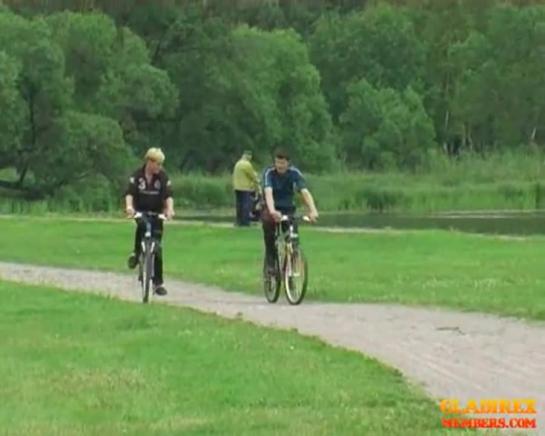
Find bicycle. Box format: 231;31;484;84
263;214;310;305
133;211;166;303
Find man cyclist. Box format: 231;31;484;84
125;147;175;296
261;148;319;274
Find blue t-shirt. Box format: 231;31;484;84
262;166;306;211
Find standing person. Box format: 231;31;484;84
125;147;175;296
232;150;259;226
261;148;319;273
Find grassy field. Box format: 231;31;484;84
160;150;545;213
2;151;545;215
0;280;466;435
0;216;544;320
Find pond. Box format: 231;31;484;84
176;210;545;236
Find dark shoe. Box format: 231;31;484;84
154;284;167;296
127;252;138;269
265;259;277;276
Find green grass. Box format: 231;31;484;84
0;216;544;320
165;150;545;212
2;151;545;214
0;280;462;435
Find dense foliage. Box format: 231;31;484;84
1;0;544;198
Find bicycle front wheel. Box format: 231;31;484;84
283;246;308;305
141;250;153;303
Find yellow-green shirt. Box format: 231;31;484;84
233;158;258;191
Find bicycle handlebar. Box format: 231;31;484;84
133;211;167;221
279;214;311;223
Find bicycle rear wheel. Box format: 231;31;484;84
263;256;281;303
283;246;308;305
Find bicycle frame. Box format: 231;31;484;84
134;211;165;250
275;214;309;253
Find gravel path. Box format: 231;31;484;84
1;261;543;434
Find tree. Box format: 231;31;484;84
0;10;73;192
31;111;130;191
0;10;147;197
225;26;336;171
0;51;26;173
404;0;497;154
450;5;545;151
309;4;425;121
340;79;435;170
46;11;178;155
156;11;336;173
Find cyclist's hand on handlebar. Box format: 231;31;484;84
164;208;175;220
307;209;319;223
270;210;282;223
125;206;135;218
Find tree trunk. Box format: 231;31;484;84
0;180;43;199
530;126;537;143
17;165;28;187
179;150;194;171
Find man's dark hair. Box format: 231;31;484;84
274;147;290;161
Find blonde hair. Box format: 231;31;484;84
144;147;165;164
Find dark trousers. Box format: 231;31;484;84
261;206;297;267
235;190;252;226
133;218;164;285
